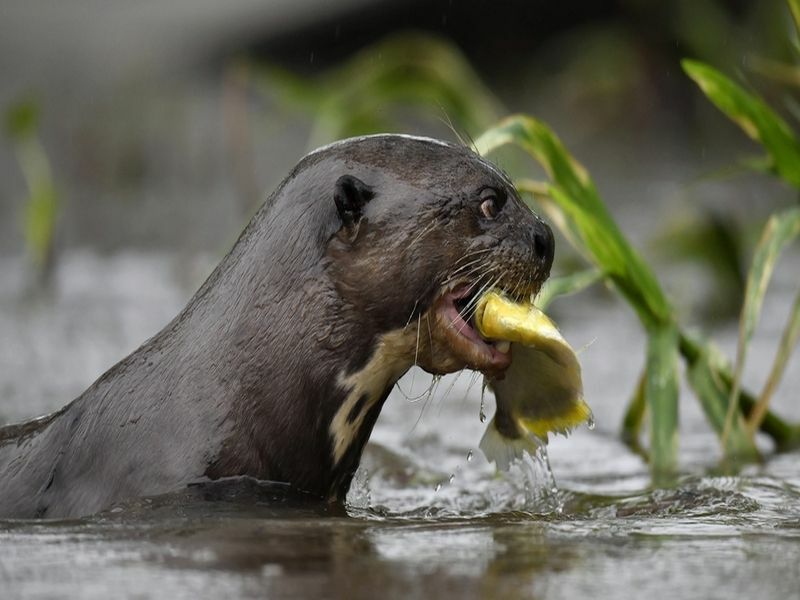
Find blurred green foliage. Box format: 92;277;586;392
4;97;59;284
251;33;502;146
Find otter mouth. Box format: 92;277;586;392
431;282;520;377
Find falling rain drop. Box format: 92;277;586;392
466;450;473;462
448;473;455;483
434;482;442;492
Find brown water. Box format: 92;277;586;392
2;251;799;599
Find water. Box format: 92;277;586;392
2;251;800;599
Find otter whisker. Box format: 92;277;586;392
405;313;422;395
458;272;505;328
437;109;474;152
465;370;482;398
446;250;495;282
408;372;441;433
425;313;434;355
449;256;490;277
405;298;420;329
459;270;502;321
449;249;494;273
452;271;503;333
448;269;497;331
436;369;467;415
444;263;495;290
396;367;439;403
451;247;493;266
406;220;439;251
511;271;526;302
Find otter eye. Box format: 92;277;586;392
479;189;501;220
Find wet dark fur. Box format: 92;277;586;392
0;135;553;519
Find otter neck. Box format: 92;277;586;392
325;327;419;495
202;291;419;501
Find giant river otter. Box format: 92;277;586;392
0;134;554;519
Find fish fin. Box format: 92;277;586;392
479;417;544;471
519;397;593;440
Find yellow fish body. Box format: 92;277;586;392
474;291;591;470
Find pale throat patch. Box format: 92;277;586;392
329;328;418;465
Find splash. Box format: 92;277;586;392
479;378;488;423
346;467;372;509
504;446;564;514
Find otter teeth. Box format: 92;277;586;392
495;341;511;354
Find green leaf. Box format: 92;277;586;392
536;268;602;311
789;0;800;38
682;59;800;188
724;206;800;443
621;370;648;460
475;115;673;330
645;324;680;475
683;337;759;460
748;286;800;433
679;330;800;453
254;33;502;146
24;181;58;269
4;99;39;141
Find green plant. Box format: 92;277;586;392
250;32;502;146
4;98;59;284
680;0;800;447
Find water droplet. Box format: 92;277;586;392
479;383;487;422
587;413;596;430
466;450;473;462
448;473;455;483
434;483;442;492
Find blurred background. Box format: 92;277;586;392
0;0;794;256
1;0;797;422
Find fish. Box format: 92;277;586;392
473;290;591;470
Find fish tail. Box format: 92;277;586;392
479;417;544;471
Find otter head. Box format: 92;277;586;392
325;134;554;381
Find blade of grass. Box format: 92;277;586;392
621;370;648;460
680;330;800;452
748;287;800;434
5;99;59;281
683;337;760;460
682;59;800;188
537;268;603;311
724;206;800;445
645;324;680;476
789;0;800;37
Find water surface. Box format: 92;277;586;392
1;251;799;599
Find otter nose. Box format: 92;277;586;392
533;219;555;272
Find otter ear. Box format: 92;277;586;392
334;175;374;230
